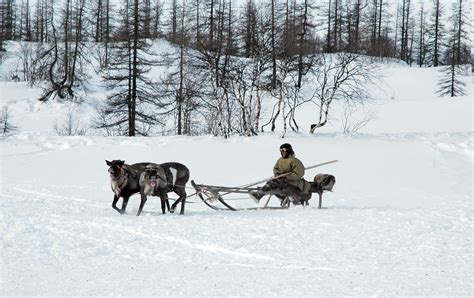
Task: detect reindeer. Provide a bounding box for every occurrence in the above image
[139,162,190,215]
[251,174,336,208]
[106,160,150,215]
[309,174,336,208]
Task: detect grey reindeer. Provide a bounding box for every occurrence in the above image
[139,162,190,215]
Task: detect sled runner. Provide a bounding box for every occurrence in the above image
[191,160,338,211]
[191,181,271,211]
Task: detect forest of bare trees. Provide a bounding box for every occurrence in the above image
[0,0,471,137]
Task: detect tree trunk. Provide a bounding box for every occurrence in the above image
[433,0,440,66]
[271,0,276,89]
[456,0,462,65]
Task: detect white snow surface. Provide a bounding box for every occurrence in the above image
[1,46,473,295]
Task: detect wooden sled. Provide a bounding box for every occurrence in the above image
[191,173,336,211]
[191,180,286,211]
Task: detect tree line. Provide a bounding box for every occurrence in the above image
[0,0,471,137]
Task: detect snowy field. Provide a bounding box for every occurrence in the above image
[1,55,473,295]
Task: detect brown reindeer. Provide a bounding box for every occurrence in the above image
[251,174,336,208]
[106,160,150,215]
[309,174,336,208]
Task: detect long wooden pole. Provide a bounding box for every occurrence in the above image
[238,160,339,188]
[302,159,339,171]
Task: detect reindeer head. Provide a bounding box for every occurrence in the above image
[144,165,160,187]
[106,160,125,181]
[313,174,336,192]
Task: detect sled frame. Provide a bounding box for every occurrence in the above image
[191,180,289,211]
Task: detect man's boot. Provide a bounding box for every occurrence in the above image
[249,191,265,203]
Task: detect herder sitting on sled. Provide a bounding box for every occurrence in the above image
[250,143,312,205]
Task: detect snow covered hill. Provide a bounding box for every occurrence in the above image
[1,41,473,295]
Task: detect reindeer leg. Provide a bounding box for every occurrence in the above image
[171,190,186,215]
[170,192,178,213]
[302,192,311,207]
[318,192,323,209]
[170,188,186,215]
[137,193,147,216]
[165,194,170,212]
[179,194,186,215]
[281,196,290,207]
[120,196,129,214]
[159,193,167,215]
[112,195,122,213]
[169,201,176,213]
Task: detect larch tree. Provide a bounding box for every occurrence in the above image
[38,0,88,102]
[437,0,470,97]
[96,0,163,136]
[159,0,202,135]
[428,0,445,67]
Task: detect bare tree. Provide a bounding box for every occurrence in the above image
[152,0,164,38]
[157,0,203,135]
[339,101,376,134]
[346,0,367,54]
[53,103,88,136]
[416,3,429,67]
[88,0,113,68]
[428,0,446,67]
[32,0,46,42]
[38,0,88,102]
[191,46,233,137]
[309,53,379,133]
[452,0,470,66]
[295,0,317,89]
[175,0,188,135]
[270,0,277,89]
[324,0,333,52]
[19,0,32,41]
[17,41,49,83]
[0,0,14,50]
[398,0,412,63]
[261,56,294,134]
[0,106,18,137]
[240,0,258,58]
[366,0,393,58]
[224,56,266,136]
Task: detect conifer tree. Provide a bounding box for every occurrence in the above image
[96,0,163,136]
[437,0,469,97]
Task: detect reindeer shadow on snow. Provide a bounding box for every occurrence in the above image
[106,160,190,216]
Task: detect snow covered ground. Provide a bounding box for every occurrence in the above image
[1,48,473,295]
